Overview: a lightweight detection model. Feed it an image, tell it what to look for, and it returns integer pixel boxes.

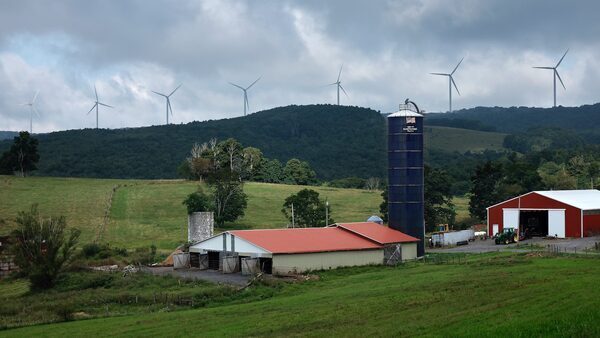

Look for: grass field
[1,252,599,337]
[0,176,384,250]
[425,126,507,153]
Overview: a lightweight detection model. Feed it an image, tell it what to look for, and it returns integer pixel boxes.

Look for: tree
[379,187,388,223]
[207,170,248,226]
[364,177,381,191]
[254,158,284,183]
[0,131,40,176]
[11,205,80,289]
[282,189,333,227]
[182,188,212,214]
[424,166,456,232]
[217,138,243,172]
[469,161,503,221]
[241,147,263,180]
[283,158,316,185]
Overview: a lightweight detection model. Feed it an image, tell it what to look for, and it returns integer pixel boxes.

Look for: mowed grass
[2,253,599,337]
[425,126,507,153]
[0,176,384,250]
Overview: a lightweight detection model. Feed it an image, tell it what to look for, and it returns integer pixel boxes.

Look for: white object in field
[548,210,566,238]
[431,229,474,246]
[492,224,499,236]
[503,209,519,230]
[474,231,487,237]
[173,253,190,269]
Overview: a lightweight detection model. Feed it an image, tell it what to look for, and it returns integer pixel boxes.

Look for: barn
[188,222,418,275]
[487,190,600,238]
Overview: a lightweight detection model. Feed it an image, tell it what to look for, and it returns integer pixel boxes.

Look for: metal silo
[387,100,425,257]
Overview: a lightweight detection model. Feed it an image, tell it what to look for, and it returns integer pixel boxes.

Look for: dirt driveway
[427,236,600,254]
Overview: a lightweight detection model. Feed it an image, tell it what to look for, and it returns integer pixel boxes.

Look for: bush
[182,188,212,214]
[130,245,157,265]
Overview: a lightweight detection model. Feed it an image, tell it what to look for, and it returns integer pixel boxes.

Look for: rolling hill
[0,105,508,180]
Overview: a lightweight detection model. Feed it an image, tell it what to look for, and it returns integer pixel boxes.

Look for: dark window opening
[207,251,220,270]
[520,210,548,237]
[259,257,272,274]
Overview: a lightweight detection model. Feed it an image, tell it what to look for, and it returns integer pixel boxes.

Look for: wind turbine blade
[245,93,250,111]
[168,99,173,116]
[451,57,464,75]
[339,84,348,97]
[229,82,245,90]
[430,72,449,76]
[152,90,167,97]
[87,103,98,115]
[33,106,41,116]
[168,83,182,97]
[94,85,98,101]
[98,102,114,108]
[555,70,566,90]
[337,64,343,82]
[32,90,39,103]
[556,49,569,67]
[246,76,261,90]
[451,77,461,96]
[533,66,554,69]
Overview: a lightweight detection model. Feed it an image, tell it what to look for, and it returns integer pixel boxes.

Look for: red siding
[487,192,582,237]
[584,215,600,236]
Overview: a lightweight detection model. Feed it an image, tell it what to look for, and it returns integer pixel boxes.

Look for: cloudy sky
[1,0,600,133]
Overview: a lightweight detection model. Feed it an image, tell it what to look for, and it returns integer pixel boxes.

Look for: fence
[546,243,600,256]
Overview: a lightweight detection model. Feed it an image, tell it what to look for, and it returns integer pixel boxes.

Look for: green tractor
[495,228,518,245]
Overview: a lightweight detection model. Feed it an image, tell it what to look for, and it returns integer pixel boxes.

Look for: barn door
[548,210,566,238]
[503,209,519,230]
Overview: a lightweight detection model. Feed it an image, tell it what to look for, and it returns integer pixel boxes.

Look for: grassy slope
[2,253,599,337]
[425,126,507,153]
[0,176,383,250]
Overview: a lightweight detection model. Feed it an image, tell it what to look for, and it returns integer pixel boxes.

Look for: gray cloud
[0,0,599,132]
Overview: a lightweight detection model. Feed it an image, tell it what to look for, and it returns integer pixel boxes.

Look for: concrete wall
[401,243,418,260]
[188,212,214,243]
[272,249,383,275]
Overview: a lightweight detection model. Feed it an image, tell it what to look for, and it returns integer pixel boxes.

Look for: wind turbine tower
[431,57,464,113]
[533,49,568,108]
[329,65,348,105]
[152,84,182,124]
[87,85,113,129]
[20,90,40,133]
[229,77,261,116]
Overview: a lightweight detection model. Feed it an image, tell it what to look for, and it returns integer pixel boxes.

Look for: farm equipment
[495,228,518,245]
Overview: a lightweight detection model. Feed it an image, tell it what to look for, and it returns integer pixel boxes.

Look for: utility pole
[325,198,329,226]
[291,203,295,228]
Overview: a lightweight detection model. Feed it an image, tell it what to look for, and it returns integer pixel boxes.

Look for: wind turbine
[152,84,182,124]
[229,77,261,116]
[329,65,348,105]
[533,49,568,108]
[20,90,40,133]
[431,57,464,113]
[87,85,113,129]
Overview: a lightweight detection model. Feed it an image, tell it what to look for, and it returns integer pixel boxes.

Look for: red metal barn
[487,190,600,238]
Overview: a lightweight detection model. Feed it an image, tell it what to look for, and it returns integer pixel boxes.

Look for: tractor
[495,228,518,245]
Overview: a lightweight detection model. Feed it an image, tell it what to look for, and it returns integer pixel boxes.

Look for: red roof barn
[487,190,600,238]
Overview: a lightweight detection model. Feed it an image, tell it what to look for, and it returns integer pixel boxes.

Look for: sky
[1,0,600,133]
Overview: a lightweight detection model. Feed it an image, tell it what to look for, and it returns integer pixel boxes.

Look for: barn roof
[534,190,600,210]
[487,189,600,210]
[230,227,381,254]
[336,222,419,244]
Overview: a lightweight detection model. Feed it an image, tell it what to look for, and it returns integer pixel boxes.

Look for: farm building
[188,222,418,275]
[487,189,600,238]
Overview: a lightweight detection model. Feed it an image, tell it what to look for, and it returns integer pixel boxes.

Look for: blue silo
[387,100,425,256]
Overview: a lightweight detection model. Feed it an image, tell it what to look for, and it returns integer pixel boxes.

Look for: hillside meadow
[1,252,599,336]
[0,176,386,250]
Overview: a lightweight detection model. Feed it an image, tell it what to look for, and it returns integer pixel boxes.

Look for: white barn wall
[271,249,383,275]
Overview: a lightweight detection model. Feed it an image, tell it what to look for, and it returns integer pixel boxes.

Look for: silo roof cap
[388,109,423,118]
